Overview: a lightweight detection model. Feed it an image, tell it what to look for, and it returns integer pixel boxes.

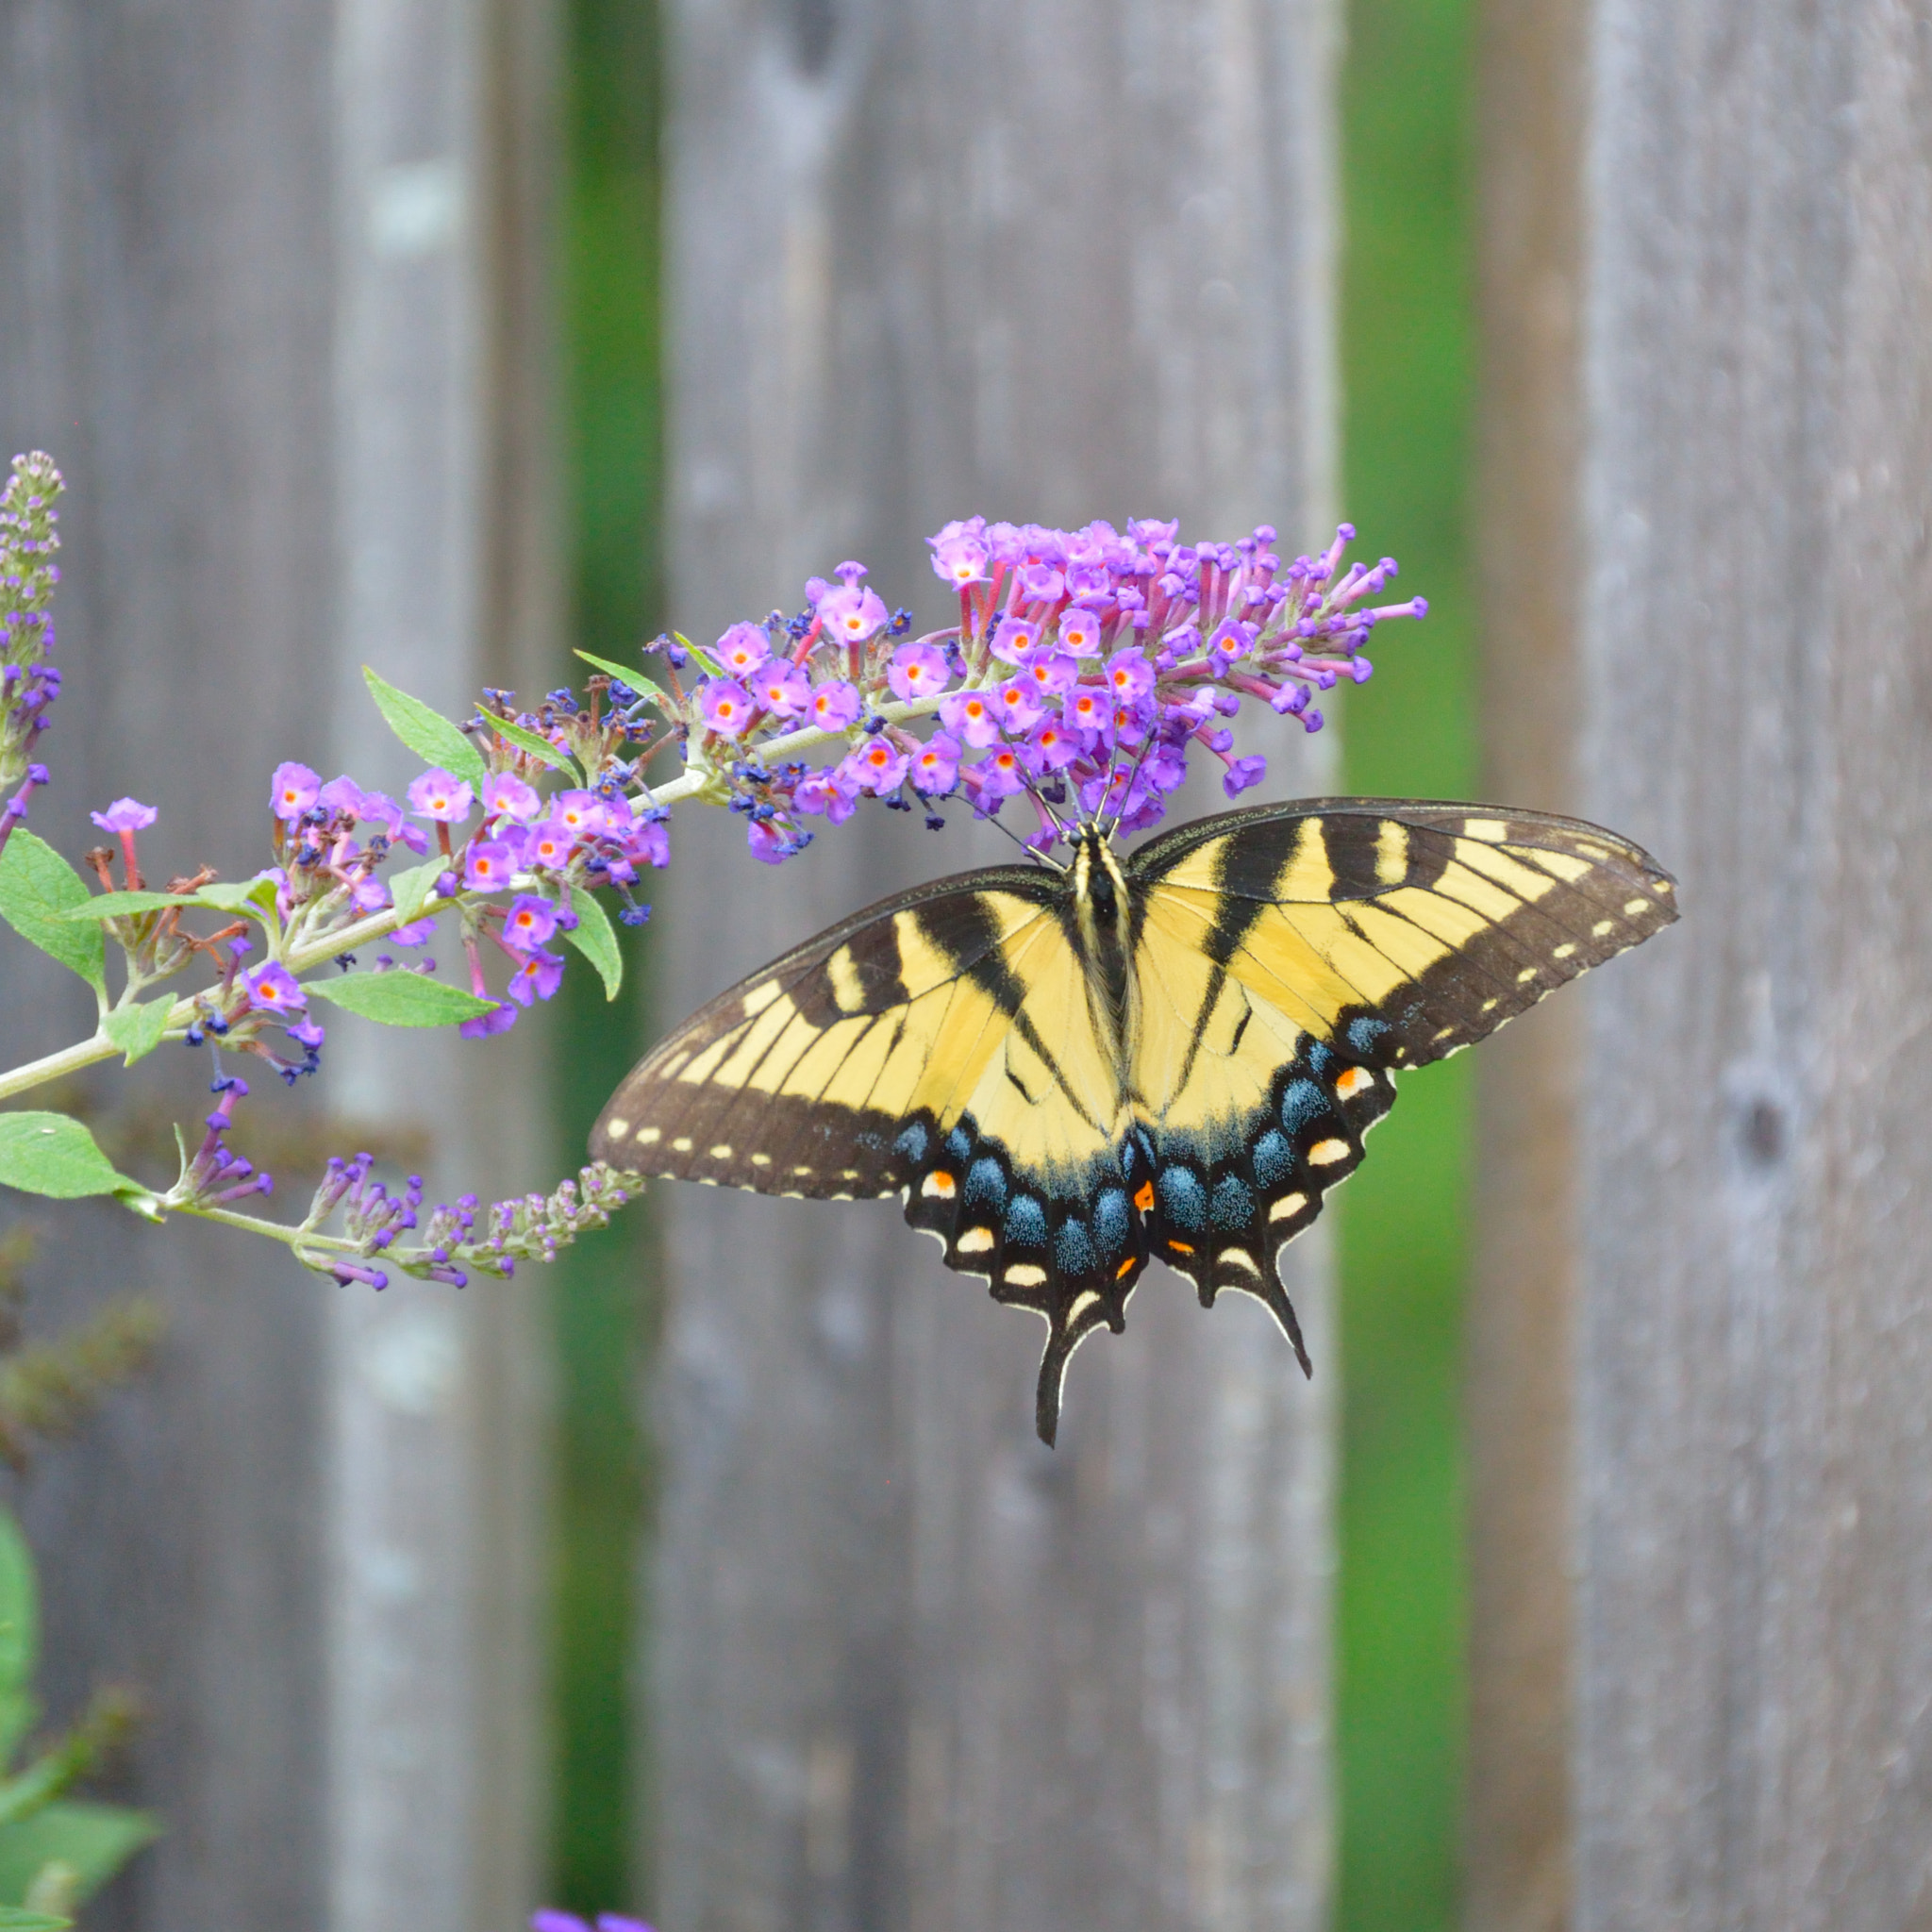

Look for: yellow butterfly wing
[1120,798,1678,1372]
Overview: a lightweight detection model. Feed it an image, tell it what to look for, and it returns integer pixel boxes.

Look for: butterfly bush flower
[672,512,1424,862]
[408,769,474,823]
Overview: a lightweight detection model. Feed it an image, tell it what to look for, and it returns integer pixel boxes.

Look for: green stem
[0,1027,126,1106]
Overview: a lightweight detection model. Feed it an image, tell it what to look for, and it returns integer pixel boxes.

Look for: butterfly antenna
[1099,726,1159,843]
[976,791,1067,871]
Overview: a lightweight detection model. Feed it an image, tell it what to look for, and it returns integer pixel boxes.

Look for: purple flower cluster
[0,453,64,858]
[677,518,1426,859]
[248,753,667,1041]
[296,1158,638,1291]
[177,1074,275,1208]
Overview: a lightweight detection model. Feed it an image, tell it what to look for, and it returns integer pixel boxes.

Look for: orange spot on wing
[1168,1239,1194,1256]
[1134,1181,1156,1212]
[1116,1257,1136,1279]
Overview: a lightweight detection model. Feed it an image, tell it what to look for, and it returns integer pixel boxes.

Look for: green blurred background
[544,0,1475,1921]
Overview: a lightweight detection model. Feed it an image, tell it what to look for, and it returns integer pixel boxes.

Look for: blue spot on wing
[1055,1220,1096,1274]
[1281,1079,1327,1135]
[1252,1128,1294,1186]
[1158,1167,1207,1233]
[1005,1195,1048,1246]
[894,1122,930,1163]
[965,1157,1007,1208]
[1211,1175,1252,1230]
[1093,1189,1131,1257]
[1346,1016,1391,1058]
[945,1124,974,1161]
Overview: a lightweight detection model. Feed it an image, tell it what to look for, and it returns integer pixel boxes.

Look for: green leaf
[100,1000,176,1066]
[0,1906,70,1929]
[563,887,622,1001]
[361,667,487,792]
[386,859,445,926]
[0,837,105,995]
[0,1802,160,1907]
[0,1118,139,1203]
[306,972,496,1028]
[574,649,666,696]
[192,876,280,918]
[0,1510,39,1766]
[484,712,581,783]
[54,892,196,922]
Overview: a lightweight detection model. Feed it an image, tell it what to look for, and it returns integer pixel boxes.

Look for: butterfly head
[1070,822,1132,953]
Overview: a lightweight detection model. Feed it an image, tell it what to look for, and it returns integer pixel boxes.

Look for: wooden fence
[2,0,1930,1926]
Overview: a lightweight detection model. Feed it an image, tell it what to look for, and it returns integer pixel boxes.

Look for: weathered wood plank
[655,0,1341,1926]
[1570,2,1932,1924]
[0,0,558,1925]
[1468,0,1590,1925]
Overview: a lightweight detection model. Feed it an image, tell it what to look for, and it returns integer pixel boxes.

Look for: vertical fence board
[656,0,1341,1926]
[0,0,558,1925]
[1468,1,1589,1926]
[1566,2,1932,1925]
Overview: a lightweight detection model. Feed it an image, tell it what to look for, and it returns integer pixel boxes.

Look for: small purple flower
[1016,649,1079,699]
[408,769,475,824]
[908,731,960,794]
[1105,648,1156,705]
[552,791,608,841]
[503,894,559,950]
[751,660,811,719]
[988,618,1040,665]
[90,797,158,834]
[1016,561,1064,605]
[483,772,543,823]
[390,916,439,946]
[699,678,755,739]
[526,812,576,870]
[714,621,772,679]
[1058,608,1105,658]
[243,962,308,1013]
[459,997,518,1040]
[318,776,368,820]
[938,689,1002,749]
[808,681,861,733]
[358,791,408,839]
[1062,686,1113,742]
[1027,715,1081,771]
[818,583,889,645]
[270,763,322,822]
[288,1017,326,1049]
[929,531,991,589]
[506,947,566,1008]
[618,816,671,870]
[971,744,1029,799]
[843,738,910,795]
[1222,754,1268,798]
[746,817,804,864]
[463,840,519,892]
[989,676,1044,734]
[350,874,391,913]
[886,642,950,702]
[794,766,859,825]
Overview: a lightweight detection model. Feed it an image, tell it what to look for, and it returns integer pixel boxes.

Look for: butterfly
[591,799,1676,1443]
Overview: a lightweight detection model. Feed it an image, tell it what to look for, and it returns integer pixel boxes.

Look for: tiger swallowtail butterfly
[592,798,1675,1443]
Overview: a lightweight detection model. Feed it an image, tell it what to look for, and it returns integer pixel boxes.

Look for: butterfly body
[593,799,1676,1442]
